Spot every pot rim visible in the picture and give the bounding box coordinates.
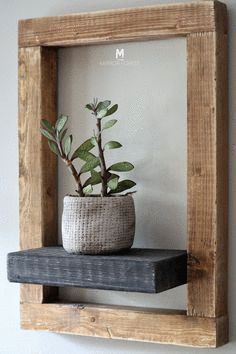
[64,194,134,200]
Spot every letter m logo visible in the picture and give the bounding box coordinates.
[116,48,124,60]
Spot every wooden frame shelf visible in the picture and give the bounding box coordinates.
[15,0,228,348]
[8,247,187,293]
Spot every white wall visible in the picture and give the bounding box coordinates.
[58,38,187,308]
[0,0,235,353]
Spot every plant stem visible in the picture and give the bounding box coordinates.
[65,160,84,197]
[96,117,108,197]
[56,135,84,196]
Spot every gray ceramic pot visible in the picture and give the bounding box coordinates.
[62,195,135,254]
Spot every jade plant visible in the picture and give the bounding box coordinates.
[40,99,136,197]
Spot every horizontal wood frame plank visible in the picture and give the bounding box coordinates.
[18,1,227,48]
[20,303,228,348]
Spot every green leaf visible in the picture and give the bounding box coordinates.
[83,184,93,194]
[109,161,134,172]
[55,115,68,132]
[48,141,60,156]
[107,176,119,190]
[110,180,136,194]
[104,141,122,150]
[40,128,55,141]
[71,138,94,160]
[90,136,97,146]
[79,138,95,151]
[76,150,97,162]
[41,119,54,133]
[84,170,101,187]
[80,157,100,174]
[108,172,119,179]
[106,104,118,116]
[96,100,111,111]
[93,98,98,107]
[64,135,72,157]
[85,103,94,111]
[103,119,117,130]
[97,109,108,119]
[59,128,68,142]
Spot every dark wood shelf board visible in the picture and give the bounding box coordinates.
[8,247,187,293]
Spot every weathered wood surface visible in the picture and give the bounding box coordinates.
[187,28,228,318]
[18,1,227,48]
[8,247,187,293]
[19,47,58,303]
[20,303,228,348]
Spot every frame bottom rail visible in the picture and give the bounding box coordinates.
[20,303,228,348]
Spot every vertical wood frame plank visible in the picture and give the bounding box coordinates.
[187,30,228,318]
[19,46,58,303]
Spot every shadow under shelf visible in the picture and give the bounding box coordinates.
[7,247,187,294]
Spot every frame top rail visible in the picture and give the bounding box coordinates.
[18,1,227,48]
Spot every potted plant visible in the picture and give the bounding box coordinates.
[40,99,136,254]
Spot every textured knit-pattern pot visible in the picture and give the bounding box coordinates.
[62,195,135,254]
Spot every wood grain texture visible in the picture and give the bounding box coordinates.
[18,1,227,48]
[20,303,228,348]
[19,47,58,303]
[187,30,228,317]
[8,247,187,293]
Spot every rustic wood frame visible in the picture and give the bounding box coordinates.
[18,0,228,348]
